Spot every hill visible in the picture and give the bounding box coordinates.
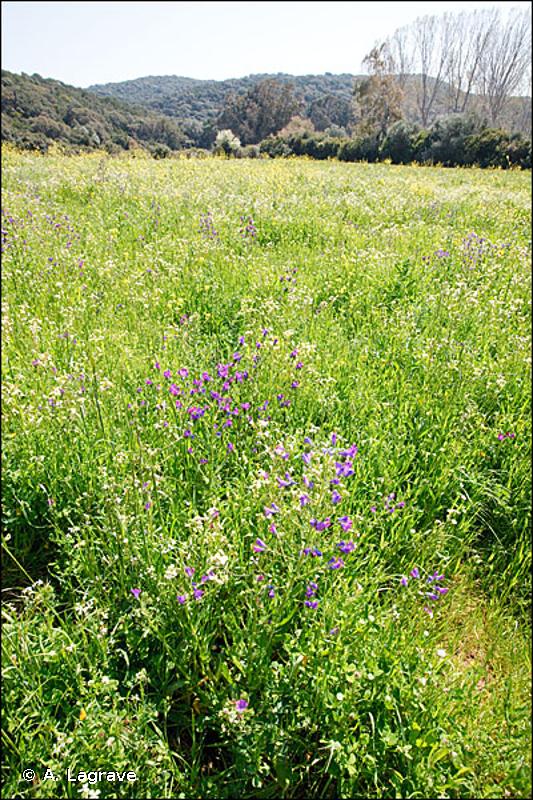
[1,70,189,154]
[89,72,531,139]
[2,70,530,154]
[88,72,359,124]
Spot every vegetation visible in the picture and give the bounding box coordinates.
[89,71,531,143]
[1,71,189,154]
[2,150,531,799]
[260,118,531,169]
[381,7,531,132]
[217,79,301,145]
[88,73,360,140]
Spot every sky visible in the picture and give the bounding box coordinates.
[2,0,532,87]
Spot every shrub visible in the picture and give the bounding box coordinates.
[260,136,292,158]
[338,134,379,162]
[300,135,340,160]
[380,121,419,164]
[465,128,510,168]
[213,129,241,156]
[420,115,481,166]
[505,133,531,169]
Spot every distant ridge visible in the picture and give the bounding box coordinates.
[1,70,188,154]
[88,72,531,138]
[2,69,530,153]
[88,73,360,129]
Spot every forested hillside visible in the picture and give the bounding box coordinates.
[1,70,188,154]
[89,72,531,140]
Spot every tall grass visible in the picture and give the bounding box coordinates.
[2,150,531,799]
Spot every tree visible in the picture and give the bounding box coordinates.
[381,7,531,130]
[213,129,241,156]
[217,79,301,144]
[441,10,496,115]
[277,116,315,138]
[308,94,353,132]
[354,44,403,138]
[476,7,532,126]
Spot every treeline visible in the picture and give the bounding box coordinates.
[1,70,189,155]
[89,73,362,144]
[380,6,531,130]
[258,117,531,169]
[2,5,530,165]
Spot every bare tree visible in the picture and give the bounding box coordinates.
[374,6,531,133]
[384,15,449,126]
[412,15,450,126]
[476,7,532,126]
[387,26,414,91]
[442,9,498,114]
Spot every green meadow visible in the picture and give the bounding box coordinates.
[2,149,531,799]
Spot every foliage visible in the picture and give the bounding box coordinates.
[354,44,404,138]
[89,71,532,142]
[1,70,189,154]
[379,120,419,163]
[1,152,531,799]
[418,114,483,166]
[217,79,301,145]
[466,128,532,169]
[213,129,242,156]
[258,120,532,169]
[308,94,354,132]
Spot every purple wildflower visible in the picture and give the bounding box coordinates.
[264,503,280,517]
[130,588,141,599]
[277,472,294,488]
[310,517,331,532]
[335,461,354,478]
[339,444,358,458]
[337,540,355,554]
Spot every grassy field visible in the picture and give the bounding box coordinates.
[2,149,531,799]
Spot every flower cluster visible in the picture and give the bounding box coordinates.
[399,567,449,617]
[240,215,257,240]
[199,211,218,240]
